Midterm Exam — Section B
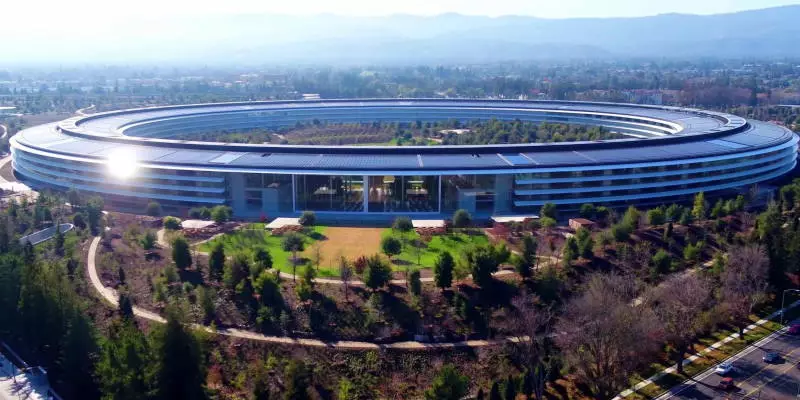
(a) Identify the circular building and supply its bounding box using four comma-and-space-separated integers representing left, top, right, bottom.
9, 99, 798, 218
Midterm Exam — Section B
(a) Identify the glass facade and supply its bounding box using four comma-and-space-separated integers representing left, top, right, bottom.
367, 175, 439, 213
295, 175, 365, 212
441, 175, 496, 213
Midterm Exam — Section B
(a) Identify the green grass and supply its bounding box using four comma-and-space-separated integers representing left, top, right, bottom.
198, 226, 337, 277
382, 229, 489, 270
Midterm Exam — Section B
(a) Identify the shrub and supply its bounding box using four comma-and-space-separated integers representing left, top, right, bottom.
579, 203, 595, 219
145, 201, 163, 217
298, 211, 316, 227
434, 252, 454, 290
171, 235, 192, 270
409, 269, 422, 297
352, 256, 368, 274
452, 209, 472, 229
540, 202, 558, 220
392, 216, 413, 233
364, 255, 392, 290
575, 228, 594, 259
651, 249, 672, 275
465, 244, 501, 287
647, 207, 666, 226
141, 230, 157, 250
381, 236, 402, 259
211, 206, 232, 224
163, 216, 181, 230
188, 207, 211, 219
610, 223, 631, 242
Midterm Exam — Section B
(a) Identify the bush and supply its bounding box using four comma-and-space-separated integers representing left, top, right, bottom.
364, 255, 392, 290
540, 202, 557, 219
392, 216, 413, 233
171, 236, 192, 270
188, 207, 211, 219
141, 231, 157, 250
298, 211, 316, 227
465, 244, 502, 287
381, 236, 402, 258
434, 252, 454, 290
452, 209, 472, 229
647, 207, 666, 226
145, 201, 163, 217
651, 249, 672, 275
575, 228, 594, 259
610, 223, 632, 242
72, 213, 86, 230
409, 269, 422, 297
540, 217, 557, 229
621, 206, 640, 230
579, 203, 595, 219
684, 241, 705, 263
211, 206, 232, 224
163, 216, 181, 230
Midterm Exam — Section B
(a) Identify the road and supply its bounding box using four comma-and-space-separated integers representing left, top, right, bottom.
660, 324, 800, 399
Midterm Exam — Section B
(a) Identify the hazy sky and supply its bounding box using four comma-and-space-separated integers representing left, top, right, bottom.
8, 0, 800, 18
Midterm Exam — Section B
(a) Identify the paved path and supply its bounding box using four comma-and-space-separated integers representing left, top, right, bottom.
75, 104, 95, 116
657, 320, 800, 399
88, 236, 524, 350
615, 301, 800, 399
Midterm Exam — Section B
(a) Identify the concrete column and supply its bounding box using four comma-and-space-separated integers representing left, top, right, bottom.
363, 175, 369, 212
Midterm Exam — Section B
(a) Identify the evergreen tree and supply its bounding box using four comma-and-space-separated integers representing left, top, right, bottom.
151, 309, 206, 400
96, 319, 151, 400
208, 242, 225, 282
434, 252, 454, 290
423, 364, 469, 400
692, 192, 707, 221
283, 360, 312, 400
489, 381, 502, 400
171, 236, 192, 270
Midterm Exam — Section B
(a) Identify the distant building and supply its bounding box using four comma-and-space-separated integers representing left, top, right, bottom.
569, 218, 595, 231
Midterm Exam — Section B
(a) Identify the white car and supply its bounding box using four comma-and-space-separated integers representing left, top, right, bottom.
715, 362, 734, 375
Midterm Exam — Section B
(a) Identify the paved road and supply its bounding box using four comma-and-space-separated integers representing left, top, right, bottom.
661, 324, 800, 399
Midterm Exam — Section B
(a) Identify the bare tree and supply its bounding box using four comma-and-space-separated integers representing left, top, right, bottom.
722, 244, 770, 337
555, 274, 661, 399
509, 292, 553, 400
645, 273, 712, 374
338, 256, 353, 302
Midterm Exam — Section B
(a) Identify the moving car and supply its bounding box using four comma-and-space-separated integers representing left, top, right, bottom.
763, 351, 780, 363
715, 362, 734, 375
718, 377, 735, 391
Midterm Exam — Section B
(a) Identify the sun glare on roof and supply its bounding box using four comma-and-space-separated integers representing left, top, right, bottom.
107, 149, 138, 179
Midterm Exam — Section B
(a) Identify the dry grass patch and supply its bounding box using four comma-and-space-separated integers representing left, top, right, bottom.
303, 227, 384, 268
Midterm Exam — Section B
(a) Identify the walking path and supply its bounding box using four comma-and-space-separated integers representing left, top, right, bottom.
614, 300, 800, 399
75, 104, 95, 116
88, 236, 525, 350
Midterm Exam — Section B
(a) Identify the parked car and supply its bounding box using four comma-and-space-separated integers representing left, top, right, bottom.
718, 377, 735, 391
715, 362, 734, 375
788, 324, 800, 335
763, 351, 780, 363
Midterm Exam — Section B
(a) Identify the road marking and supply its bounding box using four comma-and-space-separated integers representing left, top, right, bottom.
736, 340, 800, 390
744, 360, 800, 397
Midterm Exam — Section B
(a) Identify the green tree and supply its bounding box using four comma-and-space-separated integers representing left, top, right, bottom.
434, 251, 455, 290
409, 269, 422, 297
392, 216, 413, 234
540, 202, 557, 220
210, 205, 232, 224
283, 360, 312, 400
364, 254, 392, 291
424, 364, 469, 400
141, 230, 157, 250
711, 199, 725, 219
298, 211, 316, 227
575, 228, 594, 260
692, 192, 707, 221
621, 206, 640, 230
503, 375, 517, 400
651, 249, 672, 276
224, 253, 251, 291
663, 222, 674, 242
208, 242, 225, 282
517, 235, 537, 279
281, 233, 306, 281
151, 309, 206, 400
163, 216, 181, 230
466, 244, 501, 287
171, 236, 192, 270
647, 207, 666, 226
452, 209, 472, 230
96, 319, 151, 400
145, 201, 162, 217
579, 203, 595, 219
381, 236, 402, 259
562, 236, 578, 268
489, 381, 502, 400
253, 248, 273, 276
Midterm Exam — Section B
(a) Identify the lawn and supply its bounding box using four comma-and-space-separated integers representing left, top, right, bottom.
382, 229, 489, 270
197, 225, 337, 277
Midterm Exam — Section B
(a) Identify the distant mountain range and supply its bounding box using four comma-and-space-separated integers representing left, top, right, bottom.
6, 5, 800, 65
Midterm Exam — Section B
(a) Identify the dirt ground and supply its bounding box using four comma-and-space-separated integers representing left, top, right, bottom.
303, 226, 384, 269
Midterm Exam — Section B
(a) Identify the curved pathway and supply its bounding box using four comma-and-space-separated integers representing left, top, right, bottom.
75, 104, 95, 116
88, 236, 525, 350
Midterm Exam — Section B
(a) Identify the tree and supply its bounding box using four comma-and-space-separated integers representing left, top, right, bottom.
540, 202, 557, 220
692, 192, 707, 221
66, 188, 81, 209
281, 233, 305, 282
210, 205, 232, 224
363, 255, 392, 291
392, 216, 413, 234
651, 249, 672, 277
562, 237, 578, 269
466, 244, 502, 287
96, 319, 151, 400
665, 204, 682, 222
224, 253, 251, 291
504, 375, 517, 400
163, 216, 181, 230
517, 235, 538, 279
409, 269, 422, 297
621, 206, 640, 230
452, 209, 472, 230
118, 292, 135, 320
662, 222, 674, 242
610, 223, 632, 242
509, 292, 553, 400
381, 236, 402, 259
711, 199, 725, 218
171, 235, 192, 270
86, 196, 105, 234
434, 251, 454, 290
555, 274, 661, 399
141, 230, 157, 250
647, 207, 666, 226
579, 203, 595, 219
283, 360, 312, 400
145, 201, 163, 217
252, 248, 273, 277
722, 244, 770, 337
424, 364, 469, 400
298, 264, 317, 301
208, 242, 225, 282
298, 211, 316, 227
53, 223, 65, 256
489, 381, 502, 400
339, 256, 353, 302
151, 309, 206, 400
645, 274, 712, 374
575, 228, 594, 260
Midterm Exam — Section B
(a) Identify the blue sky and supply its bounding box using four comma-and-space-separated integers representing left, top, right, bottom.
7, 0, 800, 18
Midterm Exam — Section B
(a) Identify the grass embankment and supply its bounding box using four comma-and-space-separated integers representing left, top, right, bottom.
382, 229, 489, 270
